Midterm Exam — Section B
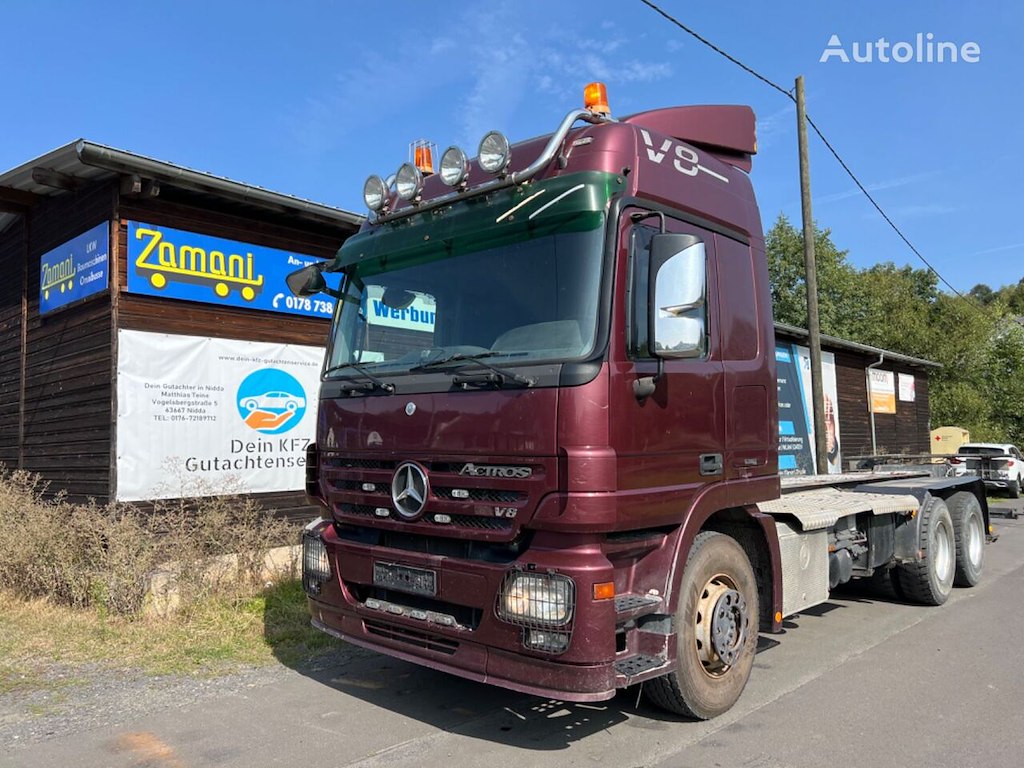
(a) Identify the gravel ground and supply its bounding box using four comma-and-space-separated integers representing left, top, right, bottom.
0, 647, 363, 748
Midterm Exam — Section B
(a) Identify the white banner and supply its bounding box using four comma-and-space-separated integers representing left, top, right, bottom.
116, 330, 323, 501
795, 345, 842, 474
898, 373, 916, 402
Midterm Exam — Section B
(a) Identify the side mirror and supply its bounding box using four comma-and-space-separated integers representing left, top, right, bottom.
381, 287, 416, 310
286, 262, 328, 297
648, 234, 706, 359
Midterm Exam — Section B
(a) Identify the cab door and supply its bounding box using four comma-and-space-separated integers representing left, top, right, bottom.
606, 207, 725, 529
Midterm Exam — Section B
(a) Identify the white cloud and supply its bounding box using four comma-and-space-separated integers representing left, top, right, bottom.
431, 38, 455, 55
289, 4, 674, 159
890, 203, 958, 218
966, 242, 1024, 258
755, 104, 793, 148
815, 171, 939, 205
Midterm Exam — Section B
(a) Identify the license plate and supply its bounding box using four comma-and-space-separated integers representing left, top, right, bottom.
373, 562, 437, 597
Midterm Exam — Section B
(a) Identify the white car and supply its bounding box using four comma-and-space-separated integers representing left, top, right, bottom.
241, 390, 306, 412
948, 442, 1024, 498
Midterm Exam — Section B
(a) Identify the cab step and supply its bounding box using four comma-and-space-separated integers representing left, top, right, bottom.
614, 593, 663, 623
613, 653, 669, 686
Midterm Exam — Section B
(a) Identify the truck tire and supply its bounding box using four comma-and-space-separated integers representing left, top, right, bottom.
1008, 480, 1020, 499
644, 531, 758, 720
947, 491, 984, 587
892, 497, 955, 606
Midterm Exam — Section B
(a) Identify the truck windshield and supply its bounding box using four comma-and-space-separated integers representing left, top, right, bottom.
326, 212, 606, 377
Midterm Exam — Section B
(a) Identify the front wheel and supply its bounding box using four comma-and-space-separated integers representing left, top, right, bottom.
644, 531, 759, 719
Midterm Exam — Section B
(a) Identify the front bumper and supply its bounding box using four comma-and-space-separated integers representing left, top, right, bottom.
306, 521, 622, 701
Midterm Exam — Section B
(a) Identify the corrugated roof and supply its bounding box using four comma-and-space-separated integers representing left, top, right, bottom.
0, 139, 364, 234
774, 322, 941, 369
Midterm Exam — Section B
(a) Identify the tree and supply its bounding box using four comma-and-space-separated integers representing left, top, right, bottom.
968, 283, 995, 305
764, 214, 863, 334
765, 212, 1023, 445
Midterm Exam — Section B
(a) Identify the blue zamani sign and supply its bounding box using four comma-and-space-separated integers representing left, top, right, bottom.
126, 221, 336, 319
39, 222, 110, 315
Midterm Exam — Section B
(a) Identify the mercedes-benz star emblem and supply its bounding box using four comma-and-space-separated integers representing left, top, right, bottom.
391, 462, 428, 519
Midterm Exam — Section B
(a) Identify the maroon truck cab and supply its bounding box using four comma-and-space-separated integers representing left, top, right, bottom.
295, 85, 786, 713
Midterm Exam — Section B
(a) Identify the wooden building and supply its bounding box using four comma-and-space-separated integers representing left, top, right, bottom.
0, 140, 361, 513
775, 323, 939, 468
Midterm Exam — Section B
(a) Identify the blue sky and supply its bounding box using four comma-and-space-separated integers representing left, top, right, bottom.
2, 1, 1020, 293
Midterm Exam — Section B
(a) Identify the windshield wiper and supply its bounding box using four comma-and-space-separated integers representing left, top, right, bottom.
410, 352, 533, 388
323, 362, 395, 394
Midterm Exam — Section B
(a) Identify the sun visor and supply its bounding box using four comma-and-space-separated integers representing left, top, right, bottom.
623, 106, 757, 172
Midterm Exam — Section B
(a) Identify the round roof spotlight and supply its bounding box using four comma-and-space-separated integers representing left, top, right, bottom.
395, 162, 424, 202
363, 175, 388, 212
478, 131, 511, 175
439, 146, 469, 187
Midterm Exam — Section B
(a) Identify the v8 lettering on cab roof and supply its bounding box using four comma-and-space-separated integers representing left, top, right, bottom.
639, 129, 729, 183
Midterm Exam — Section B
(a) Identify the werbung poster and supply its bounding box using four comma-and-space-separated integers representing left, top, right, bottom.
116, 330, 323, 500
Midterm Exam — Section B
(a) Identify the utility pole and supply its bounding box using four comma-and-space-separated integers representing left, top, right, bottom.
795, 75, 829, 474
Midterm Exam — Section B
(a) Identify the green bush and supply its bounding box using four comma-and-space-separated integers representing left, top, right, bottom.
0, 470, 297, 616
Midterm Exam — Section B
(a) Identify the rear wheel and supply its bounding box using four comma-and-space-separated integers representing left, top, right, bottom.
1008, 480, 1020, 499
644, 531, 758, 719
892, 497, 955, 605
948, 491, 985, 587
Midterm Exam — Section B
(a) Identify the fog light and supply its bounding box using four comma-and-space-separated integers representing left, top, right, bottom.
497, 571, 575, 626
395, 162, 424, 201
440, 145, 469, 187
478, 131, 511, 175
363, 175, 388, 212
525, 629, 570, 654
302, 523, 331, 596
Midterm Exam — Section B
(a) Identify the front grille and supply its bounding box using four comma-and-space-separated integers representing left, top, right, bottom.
434, 487, 523, 503
448, 515, 514, 531
334, 525, 528, 564
335, 504, 515, 532
339, 503, 379, 518
321, 452, 540, 540
365, 620, 459, 655
323, 457, 395, 470
332, 479, 387, 493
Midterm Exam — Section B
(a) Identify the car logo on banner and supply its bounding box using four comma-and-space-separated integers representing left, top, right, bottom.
236, 368, 307, 435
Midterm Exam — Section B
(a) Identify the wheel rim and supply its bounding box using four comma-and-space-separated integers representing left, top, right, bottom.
694, 574, 749, 678
967, 512, 984, 568
934, 519, 954, 584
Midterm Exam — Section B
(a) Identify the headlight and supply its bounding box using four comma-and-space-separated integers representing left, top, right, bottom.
302, 522, 331, 596
478, 131, 511, 175
395, 162, 423, 201
497, 571, 575, 626
363, 175, 388, 212
439, 146, 469, 187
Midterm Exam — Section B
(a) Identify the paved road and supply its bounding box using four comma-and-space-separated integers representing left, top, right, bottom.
5, 504, 1023, 768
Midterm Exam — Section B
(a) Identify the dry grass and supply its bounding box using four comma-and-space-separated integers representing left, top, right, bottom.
0, 471, 340, 692
0, 580, 340, 692
0, 470, 295, 615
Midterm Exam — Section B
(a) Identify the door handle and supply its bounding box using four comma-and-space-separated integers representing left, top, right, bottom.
699, 453, 723, 476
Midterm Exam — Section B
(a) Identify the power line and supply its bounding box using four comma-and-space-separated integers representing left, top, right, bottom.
637, 0, 1000, 323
